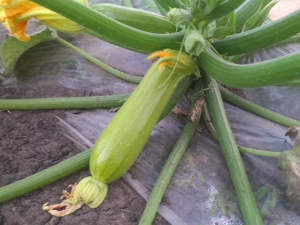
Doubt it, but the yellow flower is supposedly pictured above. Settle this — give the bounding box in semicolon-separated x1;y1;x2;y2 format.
0;0;39;41
0;0;88;42
147;49;199;76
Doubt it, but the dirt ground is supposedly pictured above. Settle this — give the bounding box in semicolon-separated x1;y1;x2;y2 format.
0;84;170;225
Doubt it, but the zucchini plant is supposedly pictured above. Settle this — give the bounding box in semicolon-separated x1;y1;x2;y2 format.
42;49;199;216
1;0;300;224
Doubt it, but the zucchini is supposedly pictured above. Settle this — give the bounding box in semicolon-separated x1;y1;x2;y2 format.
42;50;198;216
91;4;176;34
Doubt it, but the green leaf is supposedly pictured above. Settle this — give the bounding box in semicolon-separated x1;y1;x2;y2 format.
0;27;57;76
213;26;234;39
243;0;279;31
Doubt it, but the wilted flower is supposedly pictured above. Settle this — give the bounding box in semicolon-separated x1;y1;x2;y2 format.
167;8;192;24
184;30;206;56
43;176;108;217
278;127;300;200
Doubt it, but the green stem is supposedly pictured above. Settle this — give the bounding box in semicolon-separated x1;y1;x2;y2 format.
203;104;281;158
54;36;142;83
203;0;245;21
139;80;203;225
213;9;300;55
219;85;300;128
234;0;262;32
0;148;92;203
199;47;300;88
238;146;280;158
202;74;262;225
0;75;193;111
122;0;134;8
0;94;128;110
30;0;184;54
277;33;300;45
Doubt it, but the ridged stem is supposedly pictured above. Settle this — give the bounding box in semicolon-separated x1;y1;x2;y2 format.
139;80;203;225
213;9;300;55
30;0;183;54
202;74;262;225
54;36;142;83
0;95;128;110
0;148;92;203
234;0;262;32
219;85;300;127
203;0;245;21
198;47;300;88
203;104;281;158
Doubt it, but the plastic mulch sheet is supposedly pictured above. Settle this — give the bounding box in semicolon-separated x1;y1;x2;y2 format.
1;1;300;224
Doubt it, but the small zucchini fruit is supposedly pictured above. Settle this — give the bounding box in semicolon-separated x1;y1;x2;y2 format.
92;4;176;34
43;49;199;216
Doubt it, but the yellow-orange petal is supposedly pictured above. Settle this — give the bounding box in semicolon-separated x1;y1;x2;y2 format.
159;61;173;70
146;50;172;60
1;0;38;17
13;20;30;41
0;0;39;41
3;17;29;41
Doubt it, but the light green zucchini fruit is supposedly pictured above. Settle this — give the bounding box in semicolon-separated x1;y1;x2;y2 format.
42;49;198;216
91;4;177;34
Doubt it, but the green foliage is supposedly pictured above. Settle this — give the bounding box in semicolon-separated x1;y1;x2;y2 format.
0;27;56;76
184;30;206;55
243;0;279;31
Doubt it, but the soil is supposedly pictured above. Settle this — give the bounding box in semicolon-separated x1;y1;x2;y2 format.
0;84;170;225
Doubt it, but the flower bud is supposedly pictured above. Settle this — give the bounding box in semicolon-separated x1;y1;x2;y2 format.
167;8;192;24
184;30;206;56
147;49;199;77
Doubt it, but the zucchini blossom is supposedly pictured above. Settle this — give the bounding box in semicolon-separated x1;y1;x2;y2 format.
147;49;200;77
0;0;88;42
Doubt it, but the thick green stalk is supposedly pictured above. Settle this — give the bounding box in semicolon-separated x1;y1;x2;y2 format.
30;0;183;54
198;47;300;88
139;80;203;225
213;9;300;55
0;75;193;111
219;86;300;128
203;104;281;158
234;0;262;32
54;37;141;83
0;94;129;110
91;4;176;34
203;0;245;21
277;33;300;45
0;148;92;203
202;74;262;225
238;146;280;158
